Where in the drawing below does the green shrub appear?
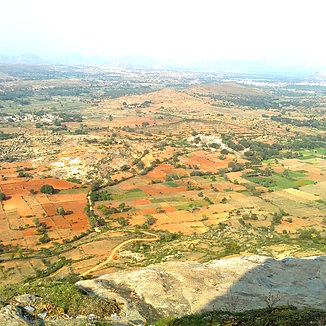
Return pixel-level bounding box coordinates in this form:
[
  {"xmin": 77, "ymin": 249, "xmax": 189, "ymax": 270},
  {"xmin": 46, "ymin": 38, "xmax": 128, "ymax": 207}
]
[
  {"xmin": 117, "ymin": 217, "xmax": 129, "ymax": 227},
  {"xmin": 0, "ymin": 280, "xmax": 121, "ymax": 317},
  {"xmin": 39, "ymin": 233, "xmax": 50, "ymax": 243},
  {"xmin": 40, "ymin": 184, "xmax": 55, "ymax": 194}
]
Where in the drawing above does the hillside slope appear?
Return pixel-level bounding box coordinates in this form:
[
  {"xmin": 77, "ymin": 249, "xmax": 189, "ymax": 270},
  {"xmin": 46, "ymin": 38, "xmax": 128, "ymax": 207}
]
[{"xmin": 77, "ymin": 255, "xmax": 326, "ymax": 324}]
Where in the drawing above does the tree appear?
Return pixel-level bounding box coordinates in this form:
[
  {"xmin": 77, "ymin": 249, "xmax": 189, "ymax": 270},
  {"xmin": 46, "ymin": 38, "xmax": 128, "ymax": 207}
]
[
  {"xmin": 228, "ymin": 161, "xmax": 244, "ymax": 172},
  {"xmin": 136, "ymin": 160, "xmax": 145, "ymax": 170},
  {"xmin": 56, "ymin": 206, "xmax": 65, "ymax": 217},
  {"xmin": 221, "ymin": 149, "xmax": 228, "ymax": 155},
  {"xmin": 0, "ymin": 193, "xmax": 5, "ymax": 201},
  {"xmin": 91, "ymin": 181, "xmax": 101, "ymax": 191},
  {"xmin": 117, "ymin": 217, "xmax": 129, "ymax": 227},
  {"xmin": 39, "ymin": 233, "xmax": 50, "ymax": 243},
  {"xmin": 121, "ymin": 164, "xmax": 130, "ymax": 171},
  {"xmin": 146, "ymin": 216, "xmax": 156, "ymax": 226},
  {"xmin": 40, "ymin": 184, "xmax": 55, "ymax": 194},
  {"xmin": 221, "ymin": 197, "xmax": 227, "ymax": 204},
  {"xmin": 33, "ymin": 218, "xmax": 40, "ymax": 227}
]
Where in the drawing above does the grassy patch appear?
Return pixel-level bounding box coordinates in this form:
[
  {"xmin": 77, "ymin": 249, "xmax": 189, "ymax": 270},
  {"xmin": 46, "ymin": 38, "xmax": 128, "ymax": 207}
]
[
  {"xmin": 164, "ymin": 182, "xmax": 179, "ymax": 188},
  {"xmin": 244, "ymin": 172, "xmax": 314, "ymax": 191},
  {"xmin": 235, "ymin": 190, "xmax": 250, "ymax": 195},
  {"xmin": 156, "ymin": 306, "xmax": 326, "ymax": 326},
  {"xmin": 112, "ymin": 188, "xmax": 146, "ymax": 200},
  {"xmin": 0, "ymin": 279, "xmax": 121, "ymax": 318},
  {"xmin": 175, "ymin": 200, "xmax": 206, "ymax": 211},
  {"xmin": 151, "ymin": 196, "xmax": 186, "ymax": 204},
  {"xmin": 300, "ymin": 148, "xmax": 326, "ymax": 159}
]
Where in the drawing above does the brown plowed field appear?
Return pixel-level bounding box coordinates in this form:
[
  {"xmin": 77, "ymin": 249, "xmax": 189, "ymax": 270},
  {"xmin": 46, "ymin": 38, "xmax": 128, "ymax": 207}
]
[{"xmin": 0, "ymin": 172, "xmax": 89, "ymax": 249}]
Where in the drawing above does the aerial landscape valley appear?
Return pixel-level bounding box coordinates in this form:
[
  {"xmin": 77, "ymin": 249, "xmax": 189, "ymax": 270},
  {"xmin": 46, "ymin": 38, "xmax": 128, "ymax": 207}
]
[
  {"xmin": 1, "ymin": 0, "xmax": 326, "ymax": 325},
  {"xmin": 0, "ymin": 64, "xmax": 326, "ymax": 324}
]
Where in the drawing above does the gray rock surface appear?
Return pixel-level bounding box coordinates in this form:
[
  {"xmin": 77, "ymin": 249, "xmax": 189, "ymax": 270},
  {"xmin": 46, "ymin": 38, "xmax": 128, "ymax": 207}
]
[
  {"xmin": 77, "ymin": 255, "xmax": 326, "ymax": 323},
  {"xmin": 1, "ymin": 255, "xmax": 325, "ymax": 325},
  {"xmin": 0, "ymin": 305, "xmax": 27, "ymax": 326}
]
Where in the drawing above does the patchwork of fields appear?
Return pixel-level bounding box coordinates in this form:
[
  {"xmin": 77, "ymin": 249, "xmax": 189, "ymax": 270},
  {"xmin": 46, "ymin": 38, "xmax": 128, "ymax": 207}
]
[
  {"xmin": 0, "ymin": 163, "xmax": 89, "ymax": 249},
  {"xmin": 0, "ymin": 73, "xmax": 326, "ymax": 283},
  {"xmin": 94, "ymin": 148, "xmax": 326, "ymax": 238}
]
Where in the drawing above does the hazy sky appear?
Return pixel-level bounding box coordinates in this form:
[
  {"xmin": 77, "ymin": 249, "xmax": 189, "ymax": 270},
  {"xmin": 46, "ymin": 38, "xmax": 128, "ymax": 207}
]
[{"xmin": 1, "ymin": 0, "xmax": 326, "ymax": 66}]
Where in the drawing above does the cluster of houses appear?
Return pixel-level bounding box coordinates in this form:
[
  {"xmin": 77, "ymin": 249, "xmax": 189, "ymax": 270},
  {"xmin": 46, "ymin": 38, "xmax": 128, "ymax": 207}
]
[{"xmin": 0, "ymin": 112, "xmax": 55, "ymax": 124}]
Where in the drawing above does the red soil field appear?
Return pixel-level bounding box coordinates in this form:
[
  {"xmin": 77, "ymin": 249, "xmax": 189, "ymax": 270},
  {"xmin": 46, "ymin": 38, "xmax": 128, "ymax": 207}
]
[
  {"xmin": 188, "ymin": 155, "xmax": 225, "ymax": 171},
  {"xmin": 136, "ymin": 208, "xmax": 157, "ymax": 215},
  {"xmin": 22, "ymin": 228, "xmax": 38, "ymax": 237},
  {"xmin": 0, "ymin": 178, "xmax": 77, "ymax": 196},
  {"xmin": 0, "ymin": 172, "xmax": 89, "ymax": 249},
  {"xmin": 131, "ymin": 199, "xmax": 152, "ymax": 206},
  {"xmin": 147, "ymin": 169, "xmax": 166, "ymax": 180},
  {"xmin": 159, "ymin": 206, "xmax": 177, "ymax": 213},
  {"xmin": 147, "ymin": 164, "xmax": 188, "ymax": 180}
]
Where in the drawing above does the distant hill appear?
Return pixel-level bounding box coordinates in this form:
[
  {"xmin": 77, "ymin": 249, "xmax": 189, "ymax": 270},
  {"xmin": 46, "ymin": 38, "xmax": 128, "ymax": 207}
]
[
  {"xmin": 187, "ymin": 82, "xmax": 268, "ymax": 97},
  {"xmin": 310, "ymin": 71, "xmax": 326, "ymax": 81},
  {"xmin": 0, "ymin": 53, "xmax": 42, "ymax": 64}
]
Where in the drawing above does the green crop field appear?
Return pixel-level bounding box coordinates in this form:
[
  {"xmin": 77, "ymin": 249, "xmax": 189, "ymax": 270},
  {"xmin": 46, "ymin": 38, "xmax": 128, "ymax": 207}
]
[
  {"xmin": 111, "ymin": 188, "xmax": 147, "ymax": 200},
  {"xmin": 244, "ymin": 172, "xmax": 314, "ymax": 191}
]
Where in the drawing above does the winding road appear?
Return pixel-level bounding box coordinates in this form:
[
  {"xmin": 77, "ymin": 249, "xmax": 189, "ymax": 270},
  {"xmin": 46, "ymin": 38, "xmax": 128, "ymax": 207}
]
[{"xmin": 80, "ymin": 231, "xmax": 159, "ymax": 278}]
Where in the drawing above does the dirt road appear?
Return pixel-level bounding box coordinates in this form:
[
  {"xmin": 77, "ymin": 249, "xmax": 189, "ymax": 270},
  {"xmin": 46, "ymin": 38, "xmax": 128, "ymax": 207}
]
[{"xmin": 80, "ymin": 231, "xmax": 159, "ymax": 277}]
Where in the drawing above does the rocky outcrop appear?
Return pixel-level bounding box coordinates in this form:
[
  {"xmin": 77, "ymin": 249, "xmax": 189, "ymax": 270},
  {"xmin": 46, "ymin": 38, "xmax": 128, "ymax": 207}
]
[
  {"xmin": 77, "ymin": 255, "xmax": 326, "ymax": 324},
  {"xmin": 0, "ymin": 294, "xmax": 94, "ymax": 326},
  {"xmin": 1, "ymin": 255, "xmax": 325, "ymax": 325}
]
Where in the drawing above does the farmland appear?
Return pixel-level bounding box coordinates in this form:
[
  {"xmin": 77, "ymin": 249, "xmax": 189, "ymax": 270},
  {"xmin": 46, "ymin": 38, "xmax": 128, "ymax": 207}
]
[{"xmin": 0, "ymin": 64, "xmax": 326, "ymax": 283}]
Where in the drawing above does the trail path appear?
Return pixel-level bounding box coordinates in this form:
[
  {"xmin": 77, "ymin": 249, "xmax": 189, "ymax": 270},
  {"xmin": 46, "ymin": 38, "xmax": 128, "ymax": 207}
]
[{"xmin": 80, "ymin": 231, "xmax": 159, "ymax": 277}]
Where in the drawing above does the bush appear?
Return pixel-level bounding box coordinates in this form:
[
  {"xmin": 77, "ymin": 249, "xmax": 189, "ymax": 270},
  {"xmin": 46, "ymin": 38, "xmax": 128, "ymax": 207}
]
[
  {"xmin": 224, "ymin": 241, "xmax": 241, "ymax": 255},
  {"xmin": 17, "ymin": 171, "xmax": 25, "ymax": 178},
  {"xmin": 40, "ymin": 184, "xmax": 55, "ymax": 194},
  {"xmin": 87, "ymin": 214, "xmax": 105, "ymax": 228},
  {"xmin": 117, "ymin": 217, "xmax": 129, "ymax": 227},
  {"xmin": 39, "ymin": 233, "xmax": 50, "ymax": 243},
  {"xmin": 91, "ymin": 181, "xmax": 101, "ymax": 191},
  {"xmin": 160, "ymin": 231, "xmax": 181, "ymax": 242},
  {"xmin": 56, "ymin": 206, "xmax": 65, "ymax": 216},
  {"xmin": 146, "ymin": 216, "xmax": 156, "ymax": 226},
  {"xmin": 204, "ymin": 197, "xmax": 213, "ymax": 205},
  {"xmin": 33, "ymin": 218, "xmax": 41, "ymax": 227},
  {"xmin": 90, "ymin": 190, "xmax": 111, "ymax": 202},
  {"xmin": 87, "ymin": 215, "xmax": 98, "ymax": 228},
  {"xmin": 0, "ymin": 193, "xmax": 5, "ymax": 201},
  {"xmin": 121, "ymin": 164, "xmax": 130, "ymax": 171},
  {"xmin": 155, "ymin": 306, "xmax": 326, "ymax": 325},
  {"xmin": 298, "ymin": 228, "xmax": 321, "ymax": 241},
  {"xmin": 66, "ymin": 177, "xmax": 81, "ymax": 184},
  {"xmin": 0, "ymin": 280, "xmax": 121, "ymax": 317},
  {"xmin": 228, "ymin": 161, "xmax": 244, "ymax": 172},
  {"xmin": 221, "ymin": 149, "xmax": 228, "ymax": 155}
]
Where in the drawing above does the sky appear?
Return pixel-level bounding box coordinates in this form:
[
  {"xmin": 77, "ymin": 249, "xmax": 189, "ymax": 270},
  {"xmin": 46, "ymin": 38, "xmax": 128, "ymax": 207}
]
[{"xmin": 1, "ymin": 0, "xmax": 326, "ymax": 68}]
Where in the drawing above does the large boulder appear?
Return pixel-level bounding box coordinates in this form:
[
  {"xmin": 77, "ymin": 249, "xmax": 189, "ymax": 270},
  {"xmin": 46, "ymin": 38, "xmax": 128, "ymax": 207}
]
[{"xmin": 77, "ymin": 255, "xmax": 326, "ymax": 324}]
